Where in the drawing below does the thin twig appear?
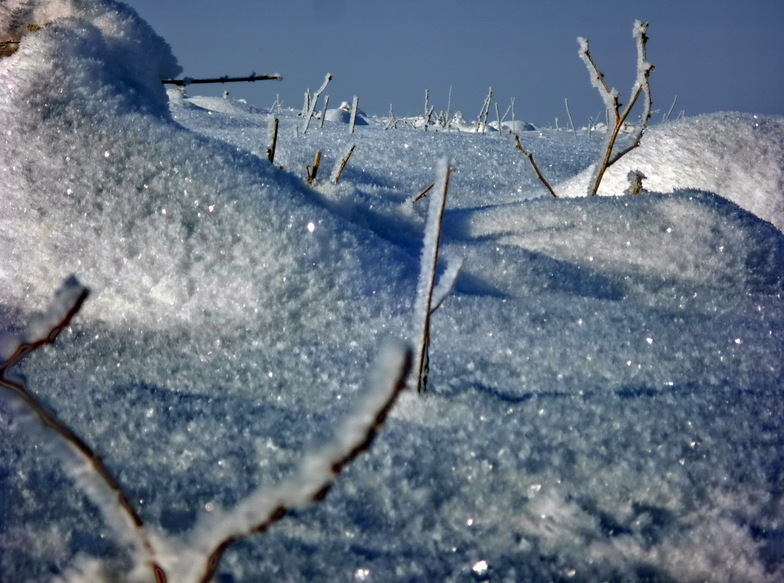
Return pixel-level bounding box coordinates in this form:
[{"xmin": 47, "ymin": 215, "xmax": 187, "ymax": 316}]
[
  {"xmin": 579, "ymin": 21, "xmax": 653, "ymax": 195},
  {"xmin": 306, "ymin": 150, "xmax": 322, "ymax": 184},
  {"xmin": 515, "ymin": 135, "xmax": 558, "ymax": 198},
  {"xmin": 161, "ymin": 74, "xmax": 281, "ymax": 86},
  {"xmin": 0, "ymin": 278, "xmax": 167, "ymax": 583},
  {"xmin": 412, "ymin": 160, "xmax": 452, "ymax": 393},
  {"xmin": 266, "ymin": 116, "xmax": 279, "ymax": 164},
  {"xmin": 197, "ymin": 343, "xmax": 413, "ymax": 583},
  {"xmin": 331, "ymin": 144, "xmax": 356, "ymax": 184},
  {"xmin": 411, "ymin": 183, "xmax": 434, "ymax": 203}
]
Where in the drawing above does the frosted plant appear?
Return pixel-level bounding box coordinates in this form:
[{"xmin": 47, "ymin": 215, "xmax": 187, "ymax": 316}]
[
  {"xmin": 1, "ymin": 277, "xmax": 414, "ymax": 583},
  {"xmin": 476, "ymin": 86, "xmax": 493, "ymax": 132},
  {"xmin": 320, "ymin": 94, "xmax": 329, "ymax": 128},
  {"xmin": 624, "ymin": 169, "xmax": 647, "ymax": 195},
  {"xmin": 0, "ymin": 276, "xmax": 167, "ymax": 582},
  {"xmin": 516, "ymin": 20, "xmax": 654, "ymax": 198},
  {"xmin": 265, "ymin": 114, "xmax": 278, "ymax": 163},
  {"xmin": 330, "ymin": 143, "xmax": 356, "ymax": 184},
  {"xmin": 302, "ymin": 73, "xmax": 332, "ymax": 134},
  {"xmin": 349, "ymin": 95, "xmax": 359, "ymax": 134},
  {"xmin": 410, "ymin": 159, "xmax": 461, "ymax": 392},
  {"xmin": 578, "ymin": 20, "xmax": 654, "ymax": 195}
]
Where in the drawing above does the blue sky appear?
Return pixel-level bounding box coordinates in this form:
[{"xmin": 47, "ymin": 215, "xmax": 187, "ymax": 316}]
[{"xmin": 124, "ymin": 0, "xmax": 784, "ymax": 125}]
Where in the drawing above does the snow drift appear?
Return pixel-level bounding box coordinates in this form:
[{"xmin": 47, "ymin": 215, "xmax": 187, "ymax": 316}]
[
  {"xmin": 557, "ymin": 113, "xmax": 784, "ymax": 231},
  {"xmin": 1, "ymin": 1, "xmax": 784, "ymax": 582}
]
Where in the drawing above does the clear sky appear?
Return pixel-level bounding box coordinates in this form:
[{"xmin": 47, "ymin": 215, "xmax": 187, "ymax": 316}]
[{"xmin": 123, "ymin": 0, "xmax": 784, "ymax": 125}]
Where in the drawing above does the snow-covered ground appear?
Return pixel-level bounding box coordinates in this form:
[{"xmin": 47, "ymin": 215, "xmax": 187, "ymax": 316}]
[{"xmin": 1, "ymin": 1, "xmax": 783, "ymax": 582}]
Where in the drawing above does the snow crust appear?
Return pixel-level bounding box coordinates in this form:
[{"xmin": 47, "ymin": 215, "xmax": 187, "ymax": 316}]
[{"xmin": 1, "ymin": 2, "xmax": 783, "ymax": 582}]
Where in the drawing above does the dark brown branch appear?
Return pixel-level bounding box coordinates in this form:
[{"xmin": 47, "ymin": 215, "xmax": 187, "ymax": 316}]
[
  {"xmin": 515, "ymin": 135, "xmax": 558, "ymax": 198},
  {"xmin": 0, "ymin": 278, "xmax": 167, "ymax": 583},
  {"xmin": 198, "ymin": 346, "xmax": 413, "ymax": 583},
  {"xmin": 161, "ymin": 74, "xmax": 282, "ymax": 86},
  {"xmin": 331, "ymin": 144, "xmax": 355, "ymax": 184},
  {"xmin": 306, "ymin": 150, "xmax": 322, "ymax": 184},
  {"xmin": 412, "ymin": 183, "xmax": 434, "ymax": 203}
]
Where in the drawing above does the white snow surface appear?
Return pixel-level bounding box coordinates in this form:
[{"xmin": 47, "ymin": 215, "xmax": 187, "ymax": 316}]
[
  {"xmin": 557, "ymin": 113, "xmax": 784, "ymax": 230},
  {"xmin": 1, "ymin": 2, "xmax": 784, "ymax": 582}
]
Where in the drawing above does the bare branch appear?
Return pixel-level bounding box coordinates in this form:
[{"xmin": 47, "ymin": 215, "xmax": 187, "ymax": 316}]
[
  {"xmin": 412, "ymin": 160, "xmax": 452, "ymax": 392},
  {"xmin": 330, "ymin": 144, "xmax": 356, "ymax": 184},
  {"xmin": 411, "ymin": 183, "xmax": 434, "ymax": 204},
  {"xmin": 515, "ymin": 135, "xmax": 558, "ymax": 198},
  {"xmin": 302, "ymin": 73, "xmax": 332, "ymax": 134},
  {"xmin": 161, "ymin": 74, "xmax": 281, "ymax": 86},
  {"xmin": 306, "ymin": 150, "xmax": 322, "ymax": 184},
  {"xmin": 580, "ymin": 21, "xmax": 654, "ymax": 196},
  {"xmin": 195, "ymin": 342, "xmax": 413, "ymax": 583},
  {"xmin": 0, "ymin": 277, "xmax": 167, "ymax": 583}
]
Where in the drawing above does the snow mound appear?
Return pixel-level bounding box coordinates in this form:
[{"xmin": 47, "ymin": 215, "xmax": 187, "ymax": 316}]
[
  {"xmin": 446, "ymin": 190, "xmax": 784, "ymax": 300},
  {"xmin": 324, "ymin": 106, "xmax": 369, "ymax": 125},
  {"xmin": 0, "ymin": 0, "xmax": 179, "ymax": 113},
  {"xmin": 0, "ymin": 1, "xmax": 411, "ymax": 330},
  {"xmin": 183, "ymin": 94, "xmax": 266, "ymax": 115},
  {"xmin": 556, "ymin": 113, "xmax": 784, "ymax": 231}
]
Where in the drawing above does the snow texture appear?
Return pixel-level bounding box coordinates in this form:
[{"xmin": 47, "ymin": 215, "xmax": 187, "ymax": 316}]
[
  {"xmin": 1, "ymin": 2, "xmax": 784, "ymax": 582},
  {"xmin": 557, "ymin": 113, "xmax": 784, "ymax": 230}
]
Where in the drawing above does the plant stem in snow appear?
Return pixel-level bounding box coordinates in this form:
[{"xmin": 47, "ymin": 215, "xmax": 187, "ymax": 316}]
[
  {"xmin": 664, "ymin": 94, "xmax": 677, "ymax": 122},
  {"xmin": 578, "ymin": 20, "xmax": 654, "ymax": 195},
  {"xmin": 191, "ymin": 341, "xmax": 413, "ymax": 583},
  {"xmin": 320, "ymin": 95, "xmax": 329, "ymax": 129},
  {"xmin": 0, "ymin": 277, "xmax": 167, "ymax": 583},
  {"xmin": 565, "ymin": 97, "xmax": 576, "ymax": 138},
  {"xmin": 266, "ymin": 115, "xmax": 278, "ymax": 164},
  {"xmin": 411, "ymin": 159, "xmax": 452, "ymax": 392},
  {"xmin": 410, "ymin": 182, "xmax": 434, "ymax": 204},
  {"xmin": 515, "ymin": 135, "xmax": 558, "ymax": 198},
  {"xmin": 302, "ymin": 73, "xmax": 332, "ymax": 134},
  {"xmin": 477, "ymin": 87, "xmax": 493, "ymax": 132},
  {"xmin": 306, "ymin": 150, "xmax": 322, "ymax": 184},
  {"xmin": 349, "ymin": 95, "xmax": 359, "ymax": 134},
  {"xmin": 330, "ymin": 143, "xmax": 356, "ymax": 184},
  {"xmin": 446, "ymin": 85, "xmax": 452, "ymax": 130}
]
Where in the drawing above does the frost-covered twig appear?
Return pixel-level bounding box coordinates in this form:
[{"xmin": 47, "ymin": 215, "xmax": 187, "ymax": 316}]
[
  {"xmin": 515, "ymin": 135, "xmax": 558, "ymax": 198},
  {"xmin": 423, "ymin": 89, "xmax": 430, "ymax": 131},
  {"xmin": 320, "ymin": 95, "xmax": 330, "ymax": 129},
  {"xmin": 330, "ymin": 143, "xmax": 356, "ymax": 184},
  {"xmin": 476, "ymin": 87, "xmax": 493, "ymax": 133},
  {"xmin": 578, "ymin": 20, "xmax": 654, "ymax": 195},
  {"xmin": 190, "ymin": 341, "xmax": 413, "ymax": 583},
  {"xmin": 349, "ymin": 95, "xmax": 359, "ymax": 134},
  {"xmin": 411, "ymin": 159, "xmax": 457, "ymax": 392},
  {"xmin": 564, "ymin": 98, "xmax": 576, "ymax": 138},
  {"xmin": 445, "ymin": 85, "xmax": 453, "ymax": 129},
  {"xmin": 302, "ymin": 73, "xmax": 332, "ymax": 134},
  {"xmin": 0, "ymin": 276, "xmax": 167, "ymax": 583},
  {"xmin": 663, "ymin": 94, "xmax": 677, "ymax": 123}
]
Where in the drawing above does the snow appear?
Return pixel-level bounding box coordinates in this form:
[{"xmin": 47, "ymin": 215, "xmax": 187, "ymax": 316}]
[
  {"xmin": 1, "ymin": 2, "xmax": 783, "ymax": 582},
  {"xmin": 557, "ymin": 113, "xmax": 784, "ymax": 230}
]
